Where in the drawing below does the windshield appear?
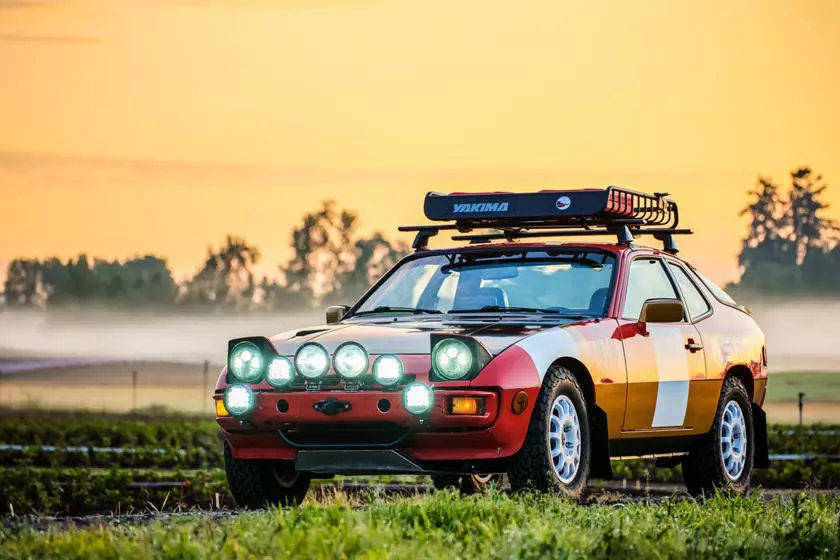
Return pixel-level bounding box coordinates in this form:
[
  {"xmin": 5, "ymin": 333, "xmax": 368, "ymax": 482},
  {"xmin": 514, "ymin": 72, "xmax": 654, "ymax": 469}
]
[{"xmin": 352, "ymin": 250, "xmax": 616, "ymax": 317}]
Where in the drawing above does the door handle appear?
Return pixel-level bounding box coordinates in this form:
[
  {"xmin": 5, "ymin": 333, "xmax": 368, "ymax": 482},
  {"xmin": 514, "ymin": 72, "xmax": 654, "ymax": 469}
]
[{"xmin": 685, "ymin": 341, "xmax": 703, "ymax": 353}]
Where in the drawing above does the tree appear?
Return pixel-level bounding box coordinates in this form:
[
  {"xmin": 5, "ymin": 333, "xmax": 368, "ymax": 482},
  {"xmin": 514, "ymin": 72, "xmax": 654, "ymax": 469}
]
[
  {"xmin": 735, "ymin": 167, "xmax": 839, "ymax": 294},
  {"xmin": 2, "ymin": 259, "xmax": 44, "ymax": 307},
  {"xmin": 282, "ymin": 201, "xmax": 410, "ymax": 307},
  {"xmin": 283, "ymin": 201, "xmax": 358, "ymax": 305},
  {"xmin": 255, "ymin": 276, "xmax": 299, "ymax": 311},
  {"xmin": 330, "ymin": 232, "xmax": 409, "ymax": 304},
  {"xmin": 785, "ymin": 167, "xmax": 838, "ymax": 265},
  {"xmin": 739, "ymin": 177, "xmax": 788, "ymax": 270},
  {"xmin": 181, "ymin": 235, "xmax": 261, "ymax": 309}
]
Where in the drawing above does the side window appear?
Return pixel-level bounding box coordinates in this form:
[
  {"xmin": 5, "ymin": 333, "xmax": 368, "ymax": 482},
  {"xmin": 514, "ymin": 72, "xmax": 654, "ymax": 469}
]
[
  {"xmin": 695, "ymin": 270, "xmax": 738, "ymax": 307},
  {"xmin": 623, "ymin": 258, "xmax": 679, "ymax": 321},
  {"xmin": 668, "ymin": 263, "xmax": 711, "ymax": 320}
]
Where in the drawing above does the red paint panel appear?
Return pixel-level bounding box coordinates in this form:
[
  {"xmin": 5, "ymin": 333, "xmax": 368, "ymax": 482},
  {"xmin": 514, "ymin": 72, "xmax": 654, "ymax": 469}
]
[{"xmin": 220, "ymin": 431, "xmax": 297, "ymax": 460}]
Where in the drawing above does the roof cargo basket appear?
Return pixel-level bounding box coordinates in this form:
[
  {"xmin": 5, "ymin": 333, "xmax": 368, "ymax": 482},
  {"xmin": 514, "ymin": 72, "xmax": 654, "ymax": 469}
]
[{"xmin": 398, "ymin": 186, "xmax": 692, "ymax": 253}]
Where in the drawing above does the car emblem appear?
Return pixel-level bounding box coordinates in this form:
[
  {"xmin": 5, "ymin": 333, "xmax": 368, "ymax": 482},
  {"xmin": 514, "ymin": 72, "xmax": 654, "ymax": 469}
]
[{"xmin": 556, "ymin": 196, "xmax": 572, "ymax": 211}]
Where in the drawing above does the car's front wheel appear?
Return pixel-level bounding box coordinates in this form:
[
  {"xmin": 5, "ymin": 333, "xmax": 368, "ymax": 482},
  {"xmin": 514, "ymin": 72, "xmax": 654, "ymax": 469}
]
[
  {"xmin": 507, "ymin": 365, "xmax": 591, "ymax": 499},
  {"xmin": 681, "ymin": 376, "xmax": 754, "ymax": 497},
  {"xmin": 224, "ymin": 441, "xmax": 311, "ymax": 508},
  {"xmin": 430, "ymin": 473, "xmax": 506, "ymax": 494}
]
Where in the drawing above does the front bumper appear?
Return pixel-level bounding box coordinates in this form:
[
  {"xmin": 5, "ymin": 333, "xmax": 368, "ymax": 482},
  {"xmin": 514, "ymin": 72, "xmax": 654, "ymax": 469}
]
[{"xmin": 217, "ymin": 386, "xmax": 537, "ymax": 473}]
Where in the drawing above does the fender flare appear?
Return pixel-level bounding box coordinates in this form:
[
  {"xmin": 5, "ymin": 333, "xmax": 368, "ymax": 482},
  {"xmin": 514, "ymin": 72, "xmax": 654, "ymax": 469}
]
[{"xmin": 752, "ymin": 403, "xmax": 769, "ymax": 468}]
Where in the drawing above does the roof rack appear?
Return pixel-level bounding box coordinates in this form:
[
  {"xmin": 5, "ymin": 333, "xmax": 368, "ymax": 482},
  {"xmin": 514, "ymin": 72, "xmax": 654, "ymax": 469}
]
[{"xmin": 398, "ymin": 187, "xmax": 692, "ymax": 254}]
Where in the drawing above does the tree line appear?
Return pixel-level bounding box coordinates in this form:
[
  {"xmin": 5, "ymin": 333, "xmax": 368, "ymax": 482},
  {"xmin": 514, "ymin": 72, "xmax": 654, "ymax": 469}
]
[
  {"xmin": 1, "ymin": 202, "xmax": 408, "ymax": 311},
  {"xmin": 4, "ymin": 169, "xmax": 837, "ymax": 310},
  {"xmin": 731, "ymin": 166, "xmax": 839, "ymax": 295}
]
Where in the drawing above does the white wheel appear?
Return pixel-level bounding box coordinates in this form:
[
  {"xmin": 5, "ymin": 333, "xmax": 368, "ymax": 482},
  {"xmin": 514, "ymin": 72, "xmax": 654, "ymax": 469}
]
[
  {"xmin": 681, "ymin": 376, "xmax": 754, "ymax": 497},
  {"xmin": 549, "ymin": 395, "xmax": 582, "ymax": 484},
  {"xmin": 720, "ymin": 400, "xmax": 747, "ymax": 480},
  {"xmin": 508, "ymin": 366, "xmax": 591, "ymax": 498}
]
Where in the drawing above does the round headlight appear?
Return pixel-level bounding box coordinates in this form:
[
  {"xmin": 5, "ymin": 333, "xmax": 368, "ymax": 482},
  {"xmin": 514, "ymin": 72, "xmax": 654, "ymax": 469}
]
[
  {"xmin": 432, "ymin": 339, "xmax": 474, "ymax": 380},
  {"xmin": 223, "ymin": 384, "xmax": 255, "ymax": 416},
  {"xmin": 266, "ymin": 356, "xmax": 293, "ymax": 387},
  {"xmin": 295, "ymin": 343, "xmax": 330, "ymax": 379},
  {"xmin": 403, "ymin": 382, "xmax": 433, "ymax": 415},
  {"xmin": 333, "ymin": 343, "xmax": 369, "ymax": 379},
  {"xmin": 229, "ymin": 342, "xmax": 264, "ymax": 383},
  {"xmin": 373, "ymin": 355, "xmax": 403, "ymax": 386}
]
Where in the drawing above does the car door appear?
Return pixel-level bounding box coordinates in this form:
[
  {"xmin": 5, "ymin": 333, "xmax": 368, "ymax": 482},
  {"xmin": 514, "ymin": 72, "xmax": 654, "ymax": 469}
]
[
  {"xmin": 618, "ymin": 256, "xmax": 707, "ymax": 432},
  {"xmin": 664, "ymin": 260, "xmax": 718, "ymax": 431}
]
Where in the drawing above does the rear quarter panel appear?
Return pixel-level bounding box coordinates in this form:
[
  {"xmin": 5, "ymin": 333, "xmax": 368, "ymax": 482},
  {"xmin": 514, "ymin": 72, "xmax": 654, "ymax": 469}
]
[{"xmin": 691, "ymin": 302, "xmax": 767, "ymax": 431}]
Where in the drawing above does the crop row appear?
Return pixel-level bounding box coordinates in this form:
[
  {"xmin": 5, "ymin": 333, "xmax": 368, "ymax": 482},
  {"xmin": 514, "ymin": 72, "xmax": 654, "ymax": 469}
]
[
  {"xmin": 0, "ymin": 417, "xmax": 220, "ymax": 450},
  {"xmin": 2, "ymin": 413, "xmax": 838, "ymax": 453},
  {"xmin": 613, "ymin": 458, "xmax": 840, "ymax": 489},
  {"xmin": 2, "ymin": 407, "xmax": 837, "ymax": 452},
  {"xmin": 0, "ymin": 467, "xmax": 233, "ymax": 516}
]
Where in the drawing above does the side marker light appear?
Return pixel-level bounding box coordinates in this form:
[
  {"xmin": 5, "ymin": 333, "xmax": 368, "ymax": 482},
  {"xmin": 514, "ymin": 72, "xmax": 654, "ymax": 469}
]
[{"xmin": 512, "ymin": 391, "xmax": 529, "ymax": 415}]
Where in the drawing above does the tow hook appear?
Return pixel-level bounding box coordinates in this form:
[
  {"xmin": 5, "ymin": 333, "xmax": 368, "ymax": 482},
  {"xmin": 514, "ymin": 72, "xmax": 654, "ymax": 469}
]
[{"xmin": 313, "ymin": 398, "xmax": 352, "ymax": 416}]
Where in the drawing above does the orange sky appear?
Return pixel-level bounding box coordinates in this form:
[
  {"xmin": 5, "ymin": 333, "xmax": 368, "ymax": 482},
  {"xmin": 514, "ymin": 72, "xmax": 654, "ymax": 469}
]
[{"xmin": 1, "ymin": 0, "xmax": 839, "ymax": 284}]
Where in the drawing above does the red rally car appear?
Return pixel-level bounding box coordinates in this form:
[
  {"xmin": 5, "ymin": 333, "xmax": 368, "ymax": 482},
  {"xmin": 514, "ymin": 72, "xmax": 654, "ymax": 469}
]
[{"xmin": 214, "ymin": 188, "xmax": 769, "ymax": 507}]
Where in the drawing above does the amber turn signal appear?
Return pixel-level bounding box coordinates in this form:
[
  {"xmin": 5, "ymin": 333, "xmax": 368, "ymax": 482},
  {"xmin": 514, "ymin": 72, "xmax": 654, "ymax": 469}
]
[
  {"xmin": 449, "ymin": 396, "xmax": 484, "ymax": 415},
  {"xmin": 511, "ymin": 391, "xmax": 529, "ymax": 415},
  {"xmin": 215, "ymin": 398, "xmax": 230, "ymax": 417}
]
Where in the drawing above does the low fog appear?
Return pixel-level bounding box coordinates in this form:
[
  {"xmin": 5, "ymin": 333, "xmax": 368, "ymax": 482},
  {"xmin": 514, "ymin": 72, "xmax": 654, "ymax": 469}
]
[
  {"xmin": 0, "ymin": 309, "xmax": 323, "ymax": 366},
  {"xmin": 0, "ymin": 300, "xmax": 838, "ymax": 372}
]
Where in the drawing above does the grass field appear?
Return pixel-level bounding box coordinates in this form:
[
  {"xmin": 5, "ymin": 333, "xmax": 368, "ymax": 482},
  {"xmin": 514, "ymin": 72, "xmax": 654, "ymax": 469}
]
[
  {"xmin": 765, "ymin": 371, "xmax": 840, "ymax": 402},
  {"xmin": 763, "ymin": 371, "xmax": 840, "ymax": 423},
  {"xmin": 2, "ymin": 491, "xmax": 839, "ymax": 559}
]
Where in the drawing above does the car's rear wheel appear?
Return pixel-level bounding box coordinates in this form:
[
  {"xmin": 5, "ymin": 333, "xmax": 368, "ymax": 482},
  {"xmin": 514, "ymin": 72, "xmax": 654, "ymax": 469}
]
[
  {"xmin": 507, "ymin": 365, "xmax": 591, "ymax": 499},
  {"xmin": 430, "ymin": 473, "xmax": 506, "ymax": 494},
  {"xmin": 224, "ymin": 441, "xmax": 311, "ymax": 508},
  {"xmin": 681, "ymin": 376, "xmax": 754, "ymax": 497}
]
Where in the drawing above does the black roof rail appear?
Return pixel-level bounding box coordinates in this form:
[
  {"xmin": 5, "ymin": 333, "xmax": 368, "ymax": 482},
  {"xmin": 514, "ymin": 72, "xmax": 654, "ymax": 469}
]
[{"xmin": 398, "ymin": 187, "xmax": 692, "ymax": 254}]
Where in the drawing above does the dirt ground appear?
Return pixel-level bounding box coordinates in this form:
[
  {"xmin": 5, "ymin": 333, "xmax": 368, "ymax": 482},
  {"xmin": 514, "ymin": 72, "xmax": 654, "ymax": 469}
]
[
  {"xmin": 762, "ymin": 401, "xmax": 840, "ymax": 424},
  {"xmin": 0, "ymin": 362, "xmax": 217, "ymax": 414}
]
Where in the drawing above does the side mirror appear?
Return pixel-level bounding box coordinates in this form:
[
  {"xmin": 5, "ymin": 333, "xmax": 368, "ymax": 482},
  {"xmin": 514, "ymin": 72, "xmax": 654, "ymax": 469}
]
[
  {"xmin": 639, "ymin": 298, "xmax": 685, "ymax": 324},
  {"xmin": 326, "ymin": 305, "xmax": 349, "ymax": 324}
]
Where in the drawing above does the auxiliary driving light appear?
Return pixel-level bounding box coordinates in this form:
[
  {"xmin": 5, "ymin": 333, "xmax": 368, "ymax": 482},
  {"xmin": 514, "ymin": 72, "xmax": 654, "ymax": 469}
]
[
  {"xmin": 432, "ymin": 338, "xmax": 474, "ymax": 380},
  {"xmin": 333, "ymin": 342, "xmax": 369, "ymax": 379},
  {"xmin": 403, "ymin": 382, "xmax": 433, "ymax": 415},
  {"xmin": 229, "ymin": 342, "xmax": 264, "ymax": 383},
  {"xmin": 373, "ymin": 355, "xmax": 403, "ymax": 386},
  {"xmin": 266, "ymin": 356, "xmax": 294, "ymax": 387},
  {"xmin": 223, "ymin": 384, "xmax": 255, "ymax": 416},
  {"xmin": 295, "ymin": 343, "xmax": 330, "ymax": 379}
]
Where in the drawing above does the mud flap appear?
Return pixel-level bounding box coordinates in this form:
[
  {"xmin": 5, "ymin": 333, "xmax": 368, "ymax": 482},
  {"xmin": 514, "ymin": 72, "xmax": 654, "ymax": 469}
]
[
  {"xmin": 752, "ymin": 404, "xmax": 769, "ymax": 468},
  {"xmin": 589, "ymin": 405, "xmax": 613, "ymax": 479}
]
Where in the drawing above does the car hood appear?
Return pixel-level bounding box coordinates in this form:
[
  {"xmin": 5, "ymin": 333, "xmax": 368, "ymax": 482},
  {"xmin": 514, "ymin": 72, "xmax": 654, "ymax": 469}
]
[{"xmin": 268, "ymin": 315, "xmax": 583, "ymax": 356}]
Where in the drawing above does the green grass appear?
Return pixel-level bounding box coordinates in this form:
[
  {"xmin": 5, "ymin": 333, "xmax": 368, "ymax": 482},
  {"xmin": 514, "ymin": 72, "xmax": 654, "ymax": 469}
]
[
  {"xmin": 766, "ymin": 371, "xmax": 840, "ymax": 402},
  {"xmin": 1, "ymin": 491, "xmax": 839, "ymax": 559}
]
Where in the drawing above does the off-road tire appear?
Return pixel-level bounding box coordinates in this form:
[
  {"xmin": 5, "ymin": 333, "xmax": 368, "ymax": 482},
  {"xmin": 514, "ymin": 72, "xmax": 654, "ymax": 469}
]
[
  {"xmin": 430, "ymin": 474, "xmax": 507, "ymax": 494},
  {"xmin": 681, "ymin": 376, "xmax": 754, "ymax": 497},
  {"xmin": 224, "ymin": 441, "xmax": 311, "ymax": 508},
  {"xmin": 507, "ymin": 366, "xmax": 591, "ymax": 498}
]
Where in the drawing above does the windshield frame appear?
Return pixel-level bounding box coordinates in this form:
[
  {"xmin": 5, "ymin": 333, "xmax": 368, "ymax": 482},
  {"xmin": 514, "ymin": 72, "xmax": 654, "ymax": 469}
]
[{"xmin": 344, "ymin": 246, "xmax": 621, "ymax": 319}]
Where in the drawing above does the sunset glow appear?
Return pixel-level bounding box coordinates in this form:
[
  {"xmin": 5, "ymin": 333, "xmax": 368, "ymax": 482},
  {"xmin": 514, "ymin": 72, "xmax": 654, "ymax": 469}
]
[{"xmin": 2, "ymin": 0, "xmax": 839, "ymax": 284}]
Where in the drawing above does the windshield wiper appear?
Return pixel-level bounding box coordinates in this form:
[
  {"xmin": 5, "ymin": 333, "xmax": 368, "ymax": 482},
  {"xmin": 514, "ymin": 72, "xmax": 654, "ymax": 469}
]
[
  {"xmin": 450, "ymin": 306, "xmax": 595, "ymax": 319},
  {"xmin": 352, "ymin": 306, "xmax": 443, "ymax": 317},
  {"xmin": 450, "ymin": 305, "xmax": 561, "ymax": 314}
]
